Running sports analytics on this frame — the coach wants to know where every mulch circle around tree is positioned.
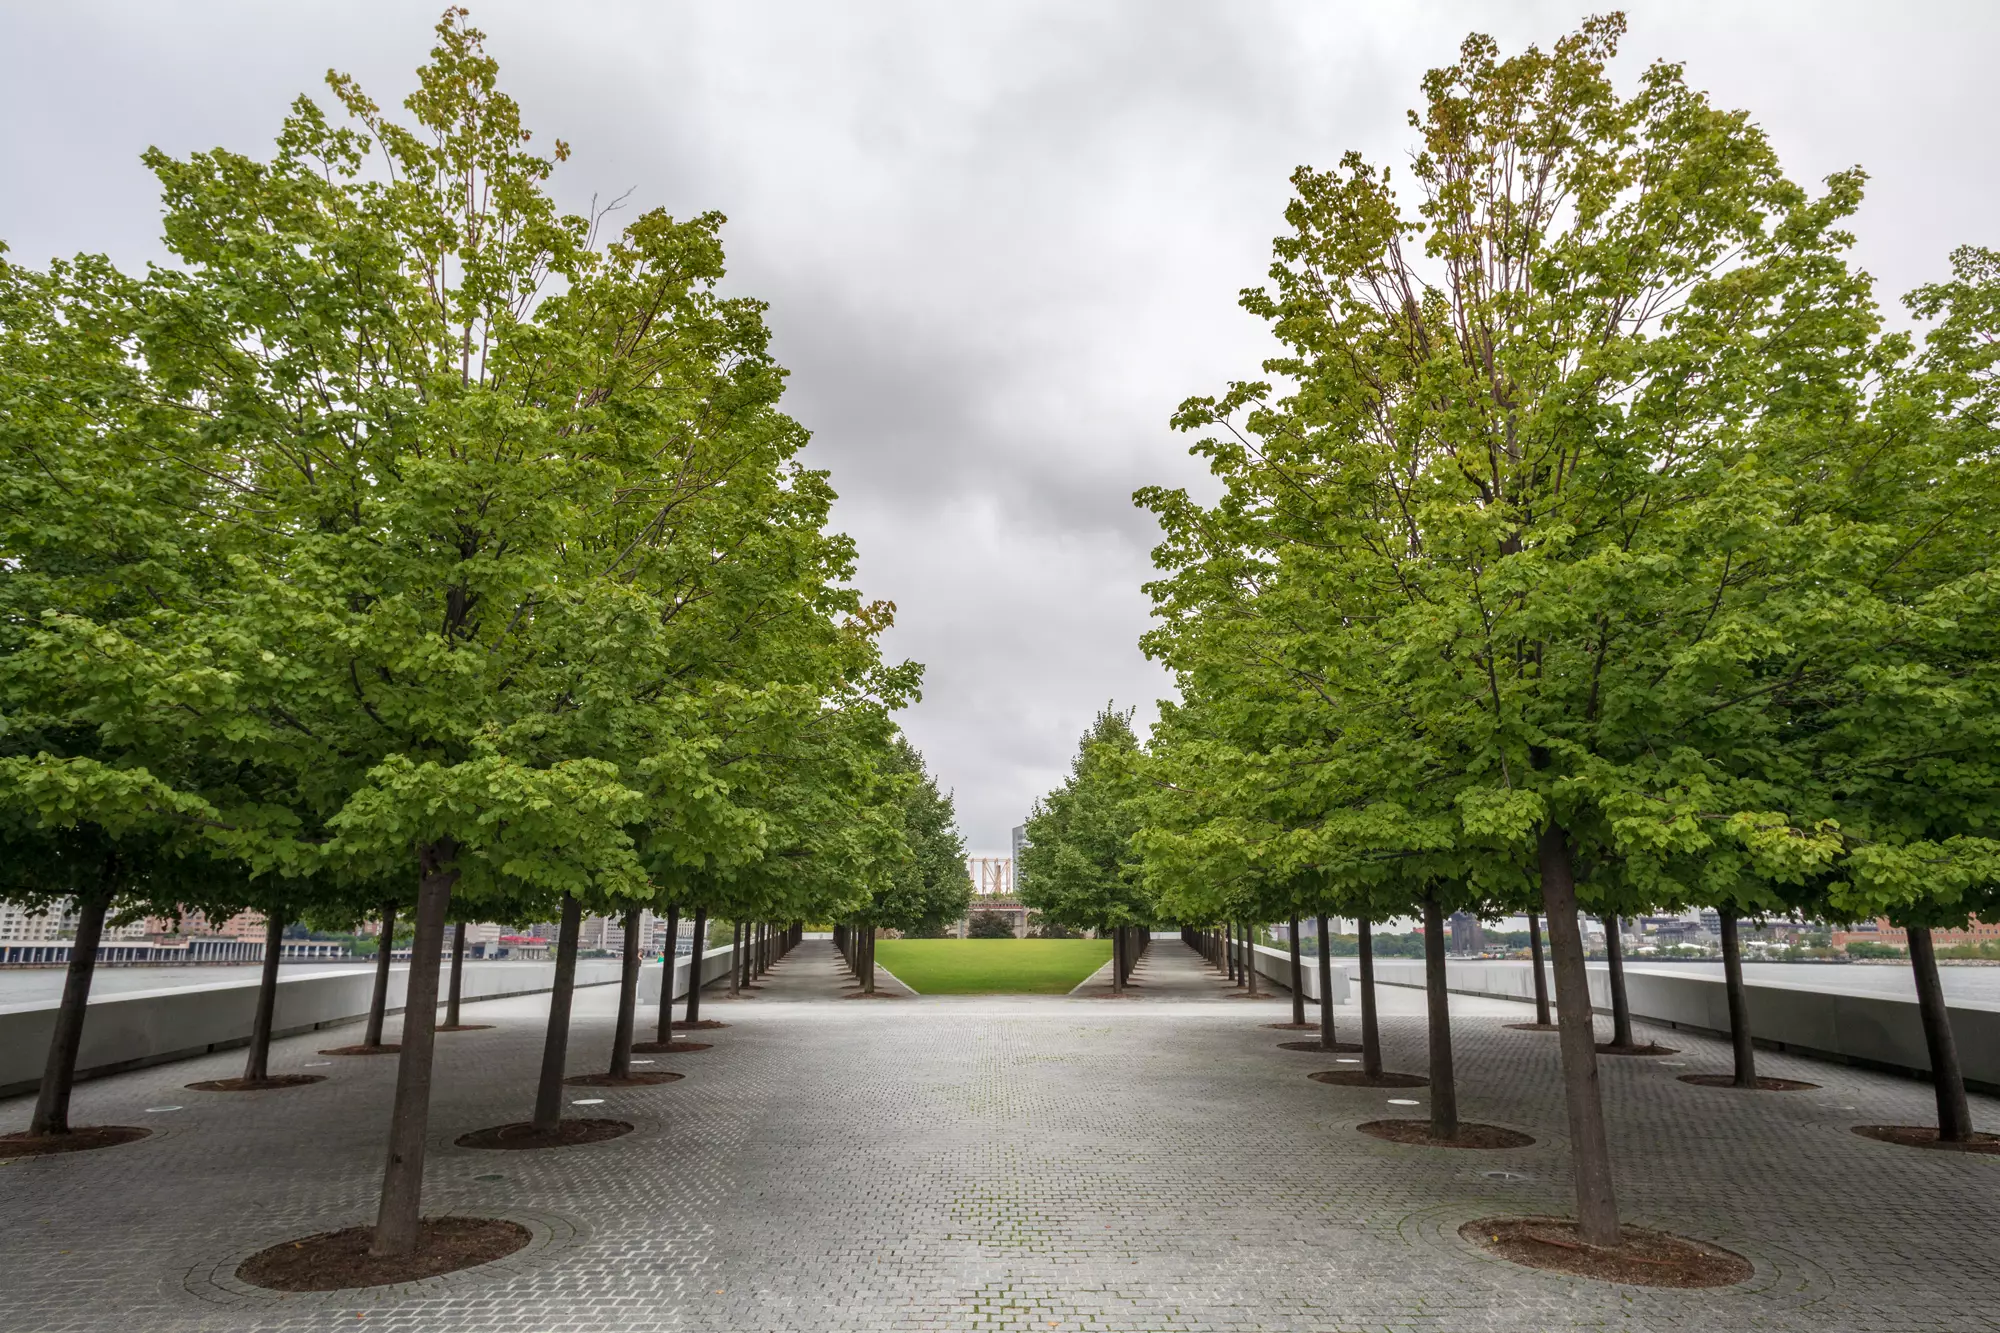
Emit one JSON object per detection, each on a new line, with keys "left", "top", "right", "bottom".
{"left": 1222, "top": 991, "right": 1278, "bottom": 1000}
{"left": 186, "top": 1074, "right": 327, "bottom": 1092}
{"left": 235, "top": 1216, "right": 530, "bottom": 1292}
{"left": 841, "top": 990, "right": 902, "bottom": 1000}
{"left": 1460, "top": 1217, "right": 1753, "bottom": 1288}
{"left": 1596, "top": 1042, "right": 1679, "bottom": 1057}
{"left": 672, "top": 1019, "right": 728, "bottom": 1031}
{"left": 561, "top": 1071, "right": 685, "bottom": 1088}
{"left": 1357, "top": 1119, "right": 1535, "bottom": 1149}
{"left": 1263, "top": 1021, "right": 1319, "bottom": 1030}
{"left": 1277, "top": 1039, "right": 1364, "bottom": 1053}
{"left": 1851, "top": 1124, "right": 2000, "bottom": 1154}
{"left": 1504, "top": 1022, "right": 1561, "bottom": 1032}
{"left": 629, "top": 1039, "right": 712, "bottom": 1053}
{"left": 1678, "top": 1073, "right": 1819, "bottom": 1092}
{"left": 436, "top": 1024, "right": 494, "bottom": 1033}
{"left": 455, "top": 1119, "right": 634, "bottom": 1151}
{"left": 0, "top": 1126, "right": 151, "bottom": 1158}
{"left": 318, "top": 1043, "right": 400, "bottom": 1056}
{"left": 1308, "top": 1069, "right": 1428, "bottom": 1088}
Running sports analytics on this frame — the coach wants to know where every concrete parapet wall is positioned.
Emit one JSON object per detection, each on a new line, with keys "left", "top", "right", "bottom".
{"left": 1249, "top": 943, "right": 1350, "bottom": 1005}
{"left": 0, "top": 945, "right": 737, "bottom": 1100}
{"left": 1352, "top": 958, "right": 2000, "bottom": 1091}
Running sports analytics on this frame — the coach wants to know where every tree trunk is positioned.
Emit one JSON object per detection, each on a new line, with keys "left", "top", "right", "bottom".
{"left": 1602, "top": 914, "right": 1634, "bottom": 1048}
{"left": 656, "top": 907, "right": 679, "bottom": 1041}
{"left": 862, "top": 925, "right": 876, "bottom": 994}
{"left": 609, "top": 906, "right": 640, "bottom": 1079}
{"left": 1719, "top": 909, "right": 1757, "bottom": 1087}
{"left": 445, "top": 920, "right": 466, "bottom": 1028}
{"left": 1243, "top": 924, "right": 1259, "bottom": 996}
{"left": 243, "top": 909, "right": 285, "bottom": 1082}
{"left": 728, "top": 920, "right": 742, "bottom": 997}
{"left": 1288, "top": 919, "right": 1306, "bottom": 1027}
{"left": 1538, "top": 821, "right": 1621, "bottom": 1248}
{"left": 1358, "top": 918, "right": 1382, "bottom": 1079}
{"left": 1315, "top": 914, "right": 1338, "bottom": 1050}
{"left": 1422, "top": 893, "right": 1458, "bottom": 1140}
{"left": 1226, "top": 922, "right": 1237, "bottom": 980}
{"left": 1112, "top": 926, "right": 1125, "bottom": 993}
{"left": 1527, "top": 912, "right": 1551, "bottom": 1026}
{"left": 685, "top": 909, "right": 709, "bottom": 1024}
{"left": 1908, "top": 925, "right": 1973, "bottom": 1142}
{"left": 30, "top": 885, "right": 112, "bottom": 1136}
{"left": 530, "top": 893, "right": 583, "bottom": 1134}
{"left": 363, "top": 900, "right": 397, "bottom": 1048}
{"left": 368, "top": 843, "right": 455, "bottom": 1258}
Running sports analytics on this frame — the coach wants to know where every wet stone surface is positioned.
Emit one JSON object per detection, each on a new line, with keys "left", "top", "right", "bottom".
{"left": 3, "top": 940, "right": 1999, "bottom": 1331}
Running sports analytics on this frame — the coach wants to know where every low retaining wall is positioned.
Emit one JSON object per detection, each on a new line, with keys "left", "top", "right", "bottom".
{"left": 1351, "top": 958, "right": 2000, "bottom": 1092}
{"left": 1, "top": 944, "right": 737, "bottom": 1100}
{"left": 1248, "top": 943, "right": 1350, "bottom": 1005}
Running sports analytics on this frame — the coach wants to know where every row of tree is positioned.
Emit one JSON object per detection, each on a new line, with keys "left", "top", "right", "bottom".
{"left": 0, "top": 12, "right": 968, "bottom": 1260}
{"left": 1025, "top": 17, "right": 1999, "bottom": 1250}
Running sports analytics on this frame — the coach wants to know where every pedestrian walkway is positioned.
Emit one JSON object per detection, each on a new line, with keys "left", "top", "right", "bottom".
{"left": 4, "top": 944, "right": 1997, "bottom": 1331}
{"left": 1071, "top": 937, "right": 1271, "bottom": 1001}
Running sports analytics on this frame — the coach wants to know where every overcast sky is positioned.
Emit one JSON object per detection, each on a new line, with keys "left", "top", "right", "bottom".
{"left": 2, "top": 2, "right": 1993, "bottom": 854}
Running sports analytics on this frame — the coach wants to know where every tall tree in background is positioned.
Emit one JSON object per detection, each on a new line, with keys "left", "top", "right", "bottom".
{"left": 1018, "top": 706, "right": 1150, "bottom": 990}
{"left": 876, "top": 736, "right": 973, "bottom": 934}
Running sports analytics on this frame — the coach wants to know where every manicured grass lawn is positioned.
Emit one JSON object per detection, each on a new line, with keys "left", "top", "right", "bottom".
{"left": 872, "top": 938, "right": 1112, "bottom": 994}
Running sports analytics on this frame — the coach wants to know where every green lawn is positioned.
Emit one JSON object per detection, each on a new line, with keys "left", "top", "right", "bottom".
{"left": 871, "top": 938, "right": 1113, "bottom": 994}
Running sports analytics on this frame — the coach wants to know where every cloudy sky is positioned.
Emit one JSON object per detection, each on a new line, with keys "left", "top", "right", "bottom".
{"left": 2, "top": 1, "right": 1992, "bottom": 853}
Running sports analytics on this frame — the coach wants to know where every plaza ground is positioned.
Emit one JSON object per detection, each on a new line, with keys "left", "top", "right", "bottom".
{"left": 872, "top": 937, "right": 1113, "bottom": 994}
{"left": 3, "top": 939, "right": 1998, "bottom": 1332}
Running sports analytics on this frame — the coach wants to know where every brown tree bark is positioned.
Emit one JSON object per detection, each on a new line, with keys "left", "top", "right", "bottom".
{"left": 728, "top": 920, "right": 742, "bottom": 997}
{"left": 1908, "top": 925, "right": 1973, "bottom": 1141}
{"left": 862, "top": 925, "right": 876, "bottom": 994}
{"left": 1719, "top": 909, "right": 1757, "bottom": 1086}
{"left": 1243, "top": 924, "right": 1259, "bottom": 996}
{"left": 1527, "top": 911, "right": 1552, "bottom": 1026}
{"left": 363, "top": 900, "right": 397, "bottom": 1048}
{"left": 29, "top": 884, "right": 112, "bottom": 1136}
{"left": 1358, "top": 918, "right": 1382, "bottom": 1079}
{"left": 1288, "top": 919, "right": 1306, "bottom": 1027}
{"left": 368, "top": 843, "right": 455, "bottom": 1258}
{"left": 243, "top": 909, "right": 286, "bottom": 1082}
{"left": 530, "top": 893, "right": 583, "bottom": 1134}
{"left": 1111, "top": 925, "right": 1125, "bottom": 993}
{"left": 1422, "top": 892, "right": 1458, "bottom": 1140}
{"left": 1315, "top": 914, "right": 1338, "bottom": 1049}
{"left": 655, "top": 906, "right": 679, "bottom": 1041}
{"left": 445, "top": 920, "right": 466, "bottom": 1028}
{"left": 1539, "top": 821, "right": 1621, "bottom": 1247}
{"left": 1602, "top": 914, "right": 1635, "bottom": 1048}
{"left": 685, "top": 909, "right": 709, "bottom": 1024}
{"left": 609, "top": 906, "right": 641, "bottom": 1079}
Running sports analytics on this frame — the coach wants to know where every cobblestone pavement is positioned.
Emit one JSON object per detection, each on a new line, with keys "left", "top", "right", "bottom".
{"left": 3, "top": 940, "right": 1998, "bottom": 1332}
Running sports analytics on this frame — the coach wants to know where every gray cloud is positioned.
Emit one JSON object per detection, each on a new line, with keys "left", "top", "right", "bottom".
{"left": 4, "top": 0, "right": 1995, "bottom": 851}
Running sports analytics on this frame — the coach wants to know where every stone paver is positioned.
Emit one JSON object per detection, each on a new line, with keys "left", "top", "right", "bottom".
{"left": 2, "top": 940, "right": 1997, "bottom": 1332}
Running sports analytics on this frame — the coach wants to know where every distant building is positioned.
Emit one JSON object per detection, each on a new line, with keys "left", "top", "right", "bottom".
{"left": 1448, "top": 912, "right": 1484, "bottom": 956}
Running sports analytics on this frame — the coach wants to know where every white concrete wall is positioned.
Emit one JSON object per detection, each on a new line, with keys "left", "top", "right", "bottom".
{"left": 1249, "top": 943, "right": 1350, "bottom": 1005}
{"left": 1, "top": 945, "right": 738, "bottom": 1099}
{"left": 1351, "top": 958, "right": 2000, "bottom": 1091}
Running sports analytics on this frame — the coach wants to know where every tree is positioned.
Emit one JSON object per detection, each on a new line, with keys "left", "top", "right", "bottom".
{"left": 1141, "top": 16, "right": 1896, "bottom": 1245}
{"left": 967, "top": 911, "right": 1016, "bottom": 939}
{"left": 112, "top": 11, "right": 910, "bottom": 1254}
{"left": 1019, "top": 707, "right": 1151, "bottom": 990}
{"left": 875, "top": 737, "right": 973, "bottom": 935}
